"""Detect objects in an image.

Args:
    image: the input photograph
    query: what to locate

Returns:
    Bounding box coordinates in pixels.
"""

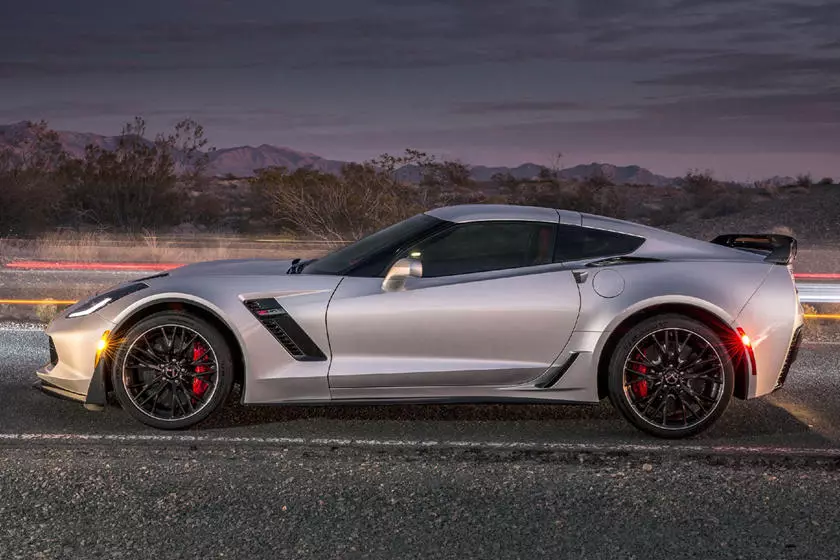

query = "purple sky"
[1,0,838,180]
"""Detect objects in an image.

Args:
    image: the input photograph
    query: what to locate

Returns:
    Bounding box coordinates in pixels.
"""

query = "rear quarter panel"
[565,260,775,399]
[735,265,802,397]
[576,260,773,336]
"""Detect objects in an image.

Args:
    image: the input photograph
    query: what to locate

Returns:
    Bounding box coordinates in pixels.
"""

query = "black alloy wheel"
[111,311,235,430]
[608,314,734,439]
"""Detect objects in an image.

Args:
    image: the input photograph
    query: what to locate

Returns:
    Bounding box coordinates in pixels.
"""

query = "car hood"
[167,258,297,277]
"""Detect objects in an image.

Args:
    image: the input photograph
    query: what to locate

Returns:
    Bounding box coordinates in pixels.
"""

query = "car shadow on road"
[178,388,832,446]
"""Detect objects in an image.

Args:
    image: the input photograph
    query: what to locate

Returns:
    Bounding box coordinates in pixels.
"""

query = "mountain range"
[0,120,682,186]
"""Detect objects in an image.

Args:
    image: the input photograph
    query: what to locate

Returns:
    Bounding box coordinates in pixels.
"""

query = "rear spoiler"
[710,233,798,265]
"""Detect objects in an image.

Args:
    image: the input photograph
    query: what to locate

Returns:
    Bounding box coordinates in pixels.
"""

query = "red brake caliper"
[192,342,210,399]
[630,349,649,398]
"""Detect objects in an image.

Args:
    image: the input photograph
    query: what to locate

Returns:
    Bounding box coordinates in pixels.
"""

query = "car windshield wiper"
[286,258,317,274]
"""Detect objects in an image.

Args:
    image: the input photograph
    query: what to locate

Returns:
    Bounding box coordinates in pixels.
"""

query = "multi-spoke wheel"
[111,312,235,429]
[608,314,734,439]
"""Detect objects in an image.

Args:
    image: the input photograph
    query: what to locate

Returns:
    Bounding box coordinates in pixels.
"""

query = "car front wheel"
[110,311,235,430]
[608,314,734,439]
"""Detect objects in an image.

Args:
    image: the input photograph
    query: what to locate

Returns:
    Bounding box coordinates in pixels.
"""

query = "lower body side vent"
[244,298,327,362]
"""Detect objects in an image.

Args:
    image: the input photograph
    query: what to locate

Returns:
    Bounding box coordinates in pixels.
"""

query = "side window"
[401,221,557,278]
[554,225,645,262]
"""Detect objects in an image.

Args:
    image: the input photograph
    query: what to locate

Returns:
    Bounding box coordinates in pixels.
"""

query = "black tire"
[607,313,734,439]
[110,311,235,430]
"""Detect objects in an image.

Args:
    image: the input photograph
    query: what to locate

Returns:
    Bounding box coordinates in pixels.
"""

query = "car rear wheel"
[111,311,235,430]
[607,314,734,439]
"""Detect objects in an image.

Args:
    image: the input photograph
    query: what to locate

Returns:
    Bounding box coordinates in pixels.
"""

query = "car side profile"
[35,204,805,438]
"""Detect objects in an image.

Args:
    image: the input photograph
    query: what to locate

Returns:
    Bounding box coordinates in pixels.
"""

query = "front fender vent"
[244,298,327,362]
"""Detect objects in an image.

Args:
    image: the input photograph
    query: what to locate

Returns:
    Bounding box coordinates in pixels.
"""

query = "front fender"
[97,274,345,404]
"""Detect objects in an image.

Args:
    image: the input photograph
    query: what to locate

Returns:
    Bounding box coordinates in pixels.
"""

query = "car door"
[325,219,582,392]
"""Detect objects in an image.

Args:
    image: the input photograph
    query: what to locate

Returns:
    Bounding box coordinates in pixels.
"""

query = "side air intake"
[244,298,327,361]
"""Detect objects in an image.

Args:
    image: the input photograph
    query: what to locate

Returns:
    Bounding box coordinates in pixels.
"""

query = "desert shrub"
[795,173,813,189]
[680,170,720,207]
[770,225,795,237]
[34,303,60,323]
[754,179,779,199]
[679,170,753,219]
[0,121,67,235]
[697,189,749,219]
[818,177,834,186]
[250,163,423,241]
[59,118,211,232]
[490,172,518,189]
[645,196,689,226]
[503,178,566,208]
[499,173,626,218]
[188,191,228,229]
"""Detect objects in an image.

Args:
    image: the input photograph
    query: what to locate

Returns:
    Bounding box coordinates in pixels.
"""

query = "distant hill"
[456,162,671,186]
[0,121,711,186]
[207,144,346,177]
[392,161,675,186]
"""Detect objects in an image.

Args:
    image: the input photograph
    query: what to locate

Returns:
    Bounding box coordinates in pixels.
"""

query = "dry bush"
[796,173,813,188]
[679,170,755,219]
[17,230,327,263]
[250,163,423,242]
[681,170,721,207]
[187,191,228,228]
[754,180,780,199]
[802,303,840,343]
[500,175,626,219]
[0,237,33,263]
[34,304,60,323]
[58,119,195,231]
[770,225,795,237]
[0,121,67,235]
[0,118,216,236]
[697,189,752,219]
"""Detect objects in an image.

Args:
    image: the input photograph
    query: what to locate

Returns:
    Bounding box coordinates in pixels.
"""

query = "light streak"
[0,299,78,305]
[795,273,840,280]
[5,261,179,271]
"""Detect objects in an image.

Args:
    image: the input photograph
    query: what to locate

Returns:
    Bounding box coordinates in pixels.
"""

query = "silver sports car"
[35,204,804,438]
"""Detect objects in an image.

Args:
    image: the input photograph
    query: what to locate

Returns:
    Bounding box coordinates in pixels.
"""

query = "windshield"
[301,213,446,276]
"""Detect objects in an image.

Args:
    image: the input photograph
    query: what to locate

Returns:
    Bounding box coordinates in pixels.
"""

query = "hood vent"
[244,298,326,362]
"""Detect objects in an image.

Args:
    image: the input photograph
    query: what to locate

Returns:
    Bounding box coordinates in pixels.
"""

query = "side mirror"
[381,258,423,292]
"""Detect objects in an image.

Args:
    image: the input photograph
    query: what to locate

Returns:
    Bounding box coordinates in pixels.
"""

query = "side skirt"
[243,395,592,407]
[326,385,598,405]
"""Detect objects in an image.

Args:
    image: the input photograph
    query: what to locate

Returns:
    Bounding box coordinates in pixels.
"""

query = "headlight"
[66,282,148,318]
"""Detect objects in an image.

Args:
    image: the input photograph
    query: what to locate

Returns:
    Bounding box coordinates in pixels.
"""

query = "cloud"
[2,0,839,179]
[0,99,362,132]
[620,90,840,125]
[309,110,840,156]
[452,100,587,115]
[3,0,834,75]
[636,53,840,89]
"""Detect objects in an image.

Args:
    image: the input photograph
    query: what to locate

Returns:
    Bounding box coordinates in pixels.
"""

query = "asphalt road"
[4,445,840,559]
[5,325,840,448]
[4,324,840,559]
